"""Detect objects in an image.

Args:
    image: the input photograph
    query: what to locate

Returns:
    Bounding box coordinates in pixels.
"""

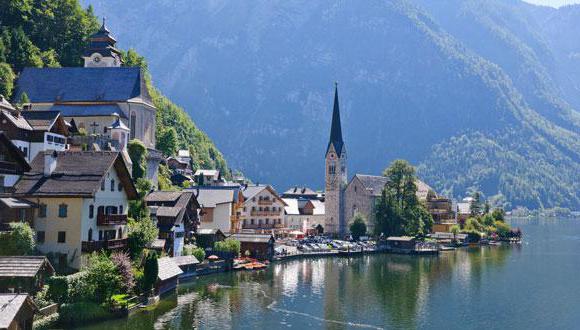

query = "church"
[324,85,455,236]
[14,19,161,183]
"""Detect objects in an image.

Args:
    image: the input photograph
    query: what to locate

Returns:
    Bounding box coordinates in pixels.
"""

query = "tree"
[214,239,241,256]
[374,160,433,237]
[127,139,148,180]
[450,225,460,242]
[142,251,159,295]
[85,253,123,303]
[127,217,158,259]
[492,208,505,222]
[156,127,178,157]
[0,222,35,255]
[0,62,15,98]
[184,245,205,261]
[349,213,367,241]
[470,191,483,216]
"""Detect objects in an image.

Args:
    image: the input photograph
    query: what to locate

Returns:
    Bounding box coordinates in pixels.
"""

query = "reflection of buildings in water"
[310,259,326,294]
[275,262,300,296]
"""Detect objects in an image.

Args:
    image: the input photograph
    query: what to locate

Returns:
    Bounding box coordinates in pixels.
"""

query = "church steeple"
[83,17,122,68]
[327,82,344,155]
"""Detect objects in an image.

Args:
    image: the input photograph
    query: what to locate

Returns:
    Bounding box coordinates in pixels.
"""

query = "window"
[250,219,255,225]
[101,180,105,191]
[57,231,66,243]
[243,207,247,212]
[265,219,269,225]
[22,147,28,157]
[130,113,136,139]
[110,179,115,192]
[329,164,336,174]
[18,209,25,221]
[119,205,123,214]
[39,204,47,218]
[0,176,4,189]
[37,231,45,243]
[88,228,93,241]
[89,205,94,218]
[118,183,123,191]
[58,204,68,218]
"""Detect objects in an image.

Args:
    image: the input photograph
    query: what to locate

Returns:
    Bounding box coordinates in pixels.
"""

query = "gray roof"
[171,255,200,266]
[14,151,137,198]
[150,239,166,250]
[196,228,224,236]
[49,104,127,118]
[157,257,183,281]
[145,191,183,203]
[191,187,240,207]
[241,185,268,200]
[145,191,197,223]
[0,109,32,130]
[228,233,275,244]
[282,186,318,197]
[21,111,61,131]
[0,96,16,112]
[15,67,152,106]
[0,198,35,209]
[0,256,54,278]
[0,294,35,329]
[354,174,389,196]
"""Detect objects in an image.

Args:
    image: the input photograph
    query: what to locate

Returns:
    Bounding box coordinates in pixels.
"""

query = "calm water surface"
[80,218,580,329]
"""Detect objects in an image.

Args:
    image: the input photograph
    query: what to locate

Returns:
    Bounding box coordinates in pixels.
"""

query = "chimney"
[43,150,58,176]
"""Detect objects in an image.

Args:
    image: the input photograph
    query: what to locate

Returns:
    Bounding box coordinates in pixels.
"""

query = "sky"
[523,0,580,7]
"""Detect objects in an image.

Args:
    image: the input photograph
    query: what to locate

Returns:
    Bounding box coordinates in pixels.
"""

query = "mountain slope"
[84,0,580,209]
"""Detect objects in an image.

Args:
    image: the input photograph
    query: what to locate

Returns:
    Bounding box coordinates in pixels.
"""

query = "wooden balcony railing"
[258,200,273,205]
[82,238,128,253]
[97,214,128,226]
[250,211,282,217]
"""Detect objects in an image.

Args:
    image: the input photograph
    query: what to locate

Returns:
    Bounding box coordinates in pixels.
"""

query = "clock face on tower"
[93,56,101,63]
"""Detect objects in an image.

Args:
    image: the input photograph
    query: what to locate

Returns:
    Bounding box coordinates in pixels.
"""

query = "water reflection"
[79,237,521,329]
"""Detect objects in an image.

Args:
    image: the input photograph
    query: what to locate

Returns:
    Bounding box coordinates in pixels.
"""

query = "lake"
[79,218,580,329]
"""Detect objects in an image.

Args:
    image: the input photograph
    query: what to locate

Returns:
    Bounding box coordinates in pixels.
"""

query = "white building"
[240,185,286,234]
[193,186,244,233]
[283,198,325,234]
[13,151,137,270]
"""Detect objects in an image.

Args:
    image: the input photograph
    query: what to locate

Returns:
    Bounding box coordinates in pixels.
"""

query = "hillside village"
[0,21,516,329]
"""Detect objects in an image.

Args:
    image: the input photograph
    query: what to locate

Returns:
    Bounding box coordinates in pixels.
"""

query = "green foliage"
[0,62,15,97]
[122,49,230,177]
[142,251,159,295]
[127,139,148,180]
[85,252,123,303]
[0,222,35,255]
[183,244,205,261]
[157,164,176,191]
[481,213,495,227]
[33,285,53,308]
[157,127,178,157]
[494,221,511,238]
[127,217,158,259]
[129,178,153,220]
[470,191,483,216]
[33,312,59,330]
[214,239,241,256]
[374,160,433,237]
[59,301,111,325]
[349,213,367,241]
[47,272,92,304]
[492,208,505,221]
[464,217,483,232]
[450,224,460,238]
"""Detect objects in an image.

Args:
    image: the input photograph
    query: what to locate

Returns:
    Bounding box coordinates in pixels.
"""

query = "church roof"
[15,67,153,106]
[83,18,120,57]
[49,104,127,118]
[327,84,344,155]
[353,174,388,196]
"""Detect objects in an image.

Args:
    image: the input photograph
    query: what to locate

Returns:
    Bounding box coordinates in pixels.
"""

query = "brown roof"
[21,111,59,131]
[0,256,54,278]
[146,191,198,223]
[0,109,32,130]
[144,191,183,203]
[228,233,275,244]
[0,133,30,172]
[14,151,137,199]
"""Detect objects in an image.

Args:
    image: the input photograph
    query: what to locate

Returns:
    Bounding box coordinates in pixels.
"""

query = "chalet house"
[192,186,244,233]
[228,233,275,260]
[0,294,37,330]
[195,228,226,249]
[0,256,54,294]
[0,133,30,193]
[145,191,200,257]
[193,169,222,186]
[0,97,68,163]
[156,257,183,295]
[240,185,287,234]
[282,197,325,234]
[13,21,161,184]
[13,151,137,270]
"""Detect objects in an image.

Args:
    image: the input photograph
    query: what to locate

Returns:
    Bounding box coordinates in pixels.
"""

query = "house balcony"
[258,200,273,205]
[250,211,282,217]
[81,238,128,253]
[97,214,128,226]
[242,223,284,230]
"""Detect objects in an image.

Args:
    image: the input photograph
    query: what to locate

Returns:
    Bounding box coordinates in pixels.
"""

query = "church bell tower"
[83,18,122,68]
[325,83,347,236]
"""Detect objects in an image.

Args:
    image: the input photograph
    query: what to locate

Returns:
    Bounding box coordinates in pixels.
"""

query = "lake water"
[80,218,580,329]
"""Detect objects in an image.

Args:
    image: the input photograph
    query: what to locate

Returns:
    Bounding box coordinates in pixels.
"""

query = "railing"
[97,214,128,226]
[0,160,19,172]
[242,223,283,230]
[250,211,282,216]
[82,238,128,252]
[258,200,273,205]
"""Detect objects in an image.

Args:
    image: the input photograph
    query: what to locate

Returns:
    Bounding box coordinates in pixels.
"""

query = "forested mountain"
[0,0,229,175]
[83,0,579,209]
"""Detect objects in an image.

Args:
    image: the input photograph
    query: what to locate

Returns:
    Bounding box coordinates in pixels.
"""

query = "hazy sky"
[523,0,580,7]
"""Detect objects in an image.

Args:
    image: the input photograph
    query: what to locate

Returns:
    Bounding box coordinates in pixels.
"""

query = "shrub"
[183,244,205,261]
[59,302,112,325]
[492,208,506,222]
[34,285,53,308]
[47,272,92,304]
[85,253,123,303]
[33,313,59,330]
[0,222,35,255]
[495,221,511,238]
[110,252,135,293]
[127,139,148,179]
[214,239,241,256]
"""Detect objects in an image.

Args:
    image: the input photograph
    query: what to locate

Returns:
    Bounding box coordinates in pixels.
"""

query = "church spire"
[327,82,344,155]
